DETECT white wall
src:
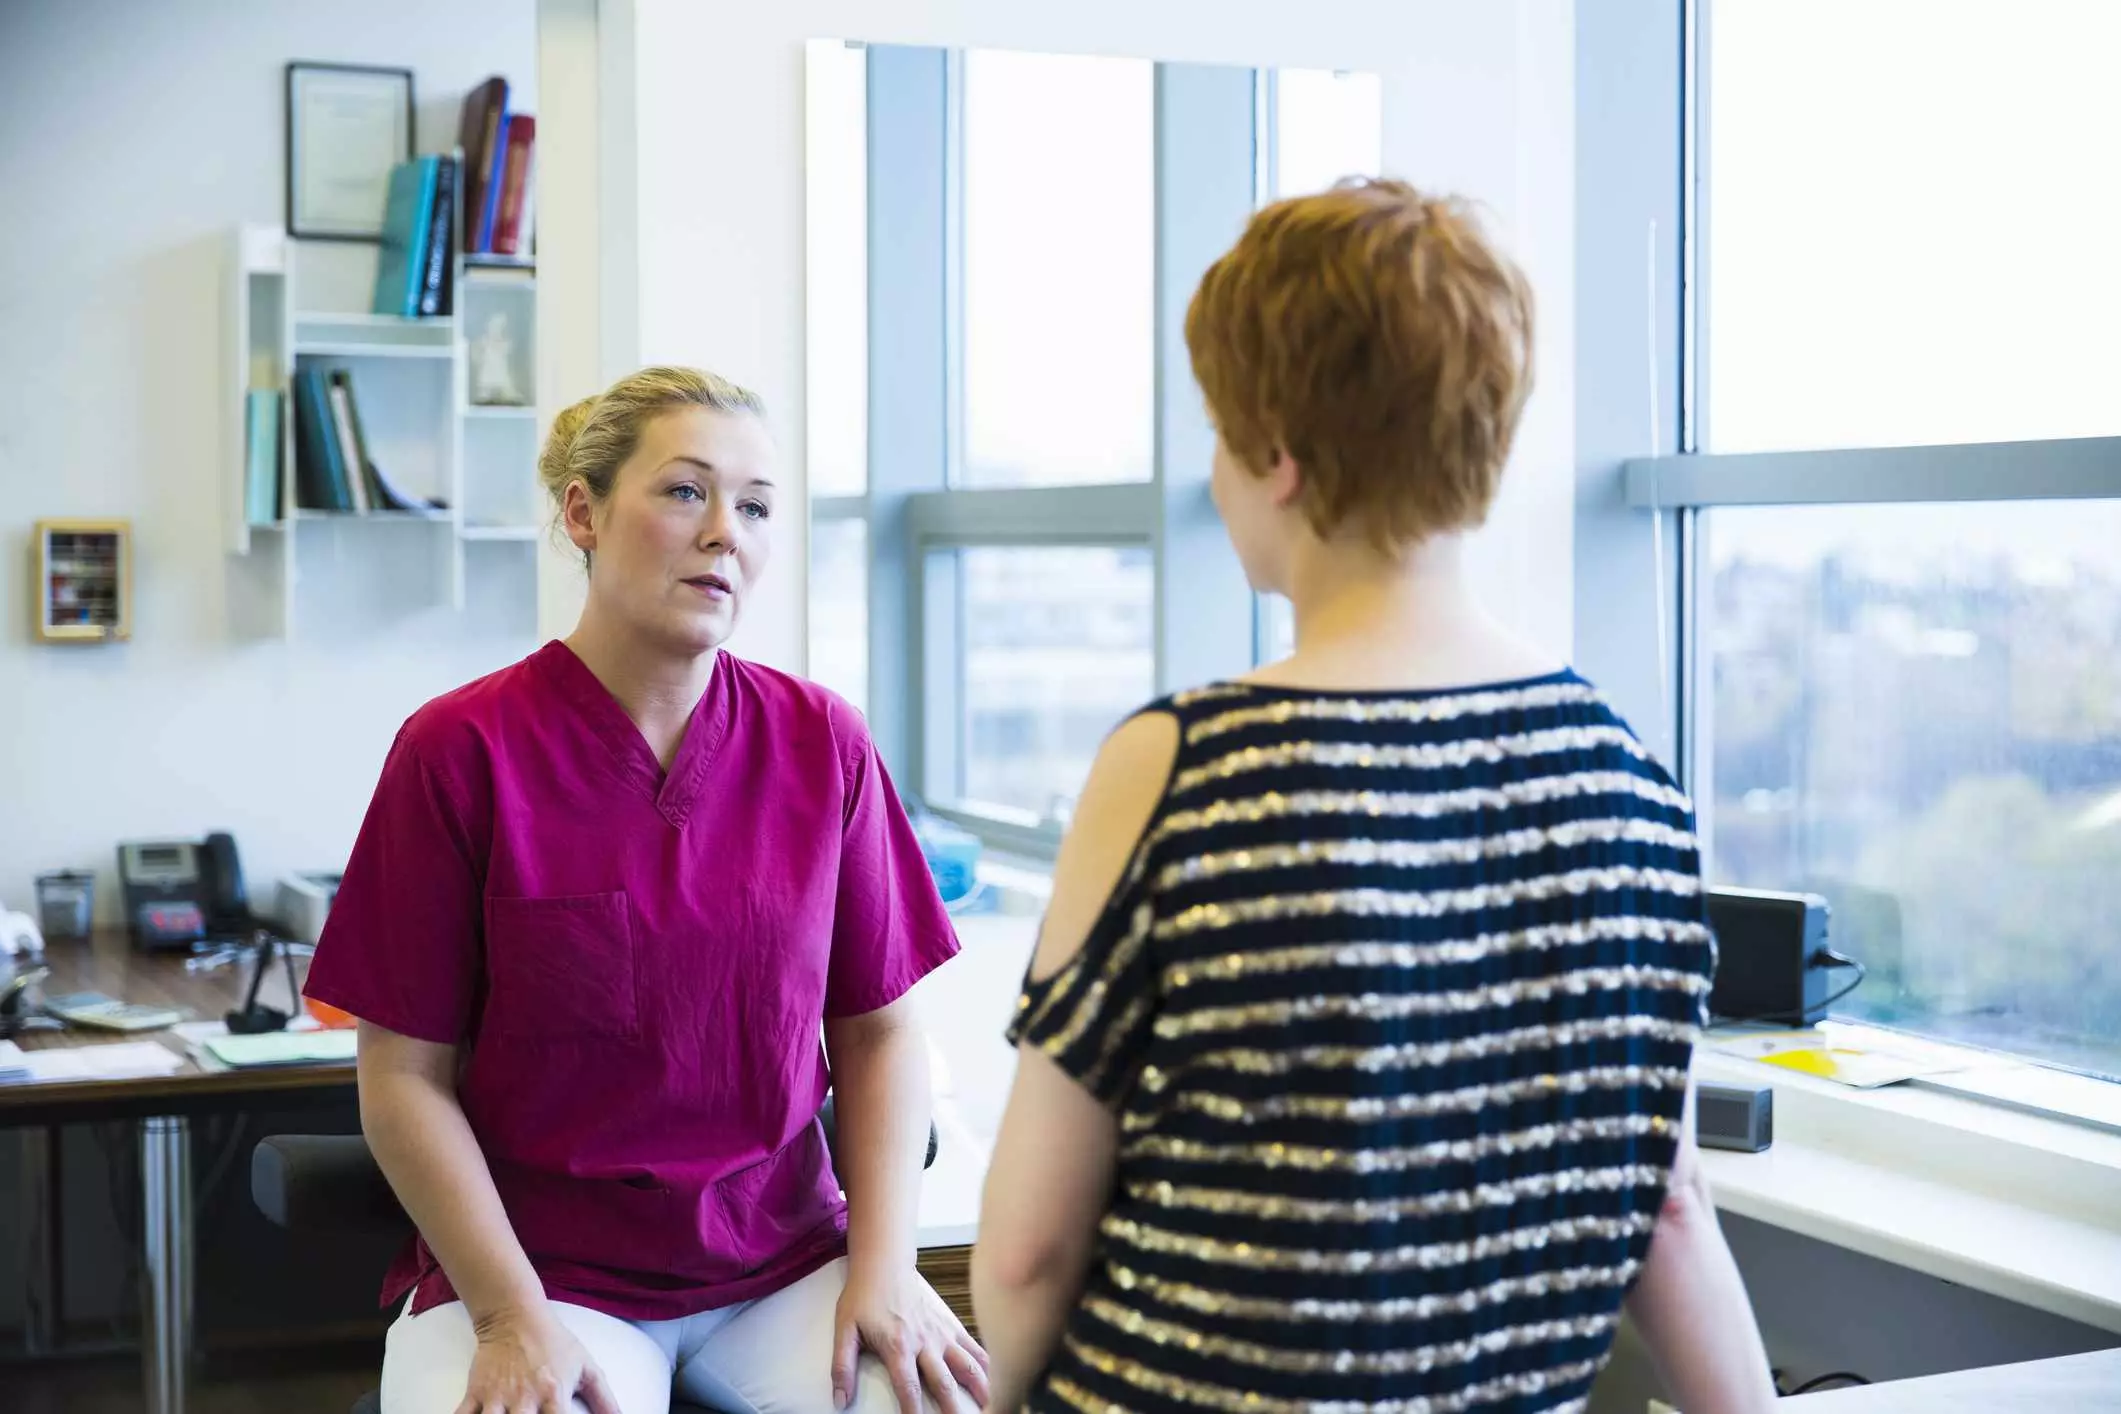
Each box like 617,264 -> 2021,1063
0,0 -> 539,920
601,0 -> 1577,673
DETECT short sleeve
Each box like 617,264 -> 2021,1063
1006,875 -> 1161,1109
823,716 -> 960,1019
304,730 -> 485,1044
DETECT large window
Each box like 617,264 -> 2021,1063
805,43 -> 1380,850
1694,0 -> 2121,1080
962,53 -> 1154,488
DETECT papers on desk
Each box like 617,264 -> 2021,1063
201,1029 -> 356,1069
1703,1023 -> 1976,1088
0,1038 -> 184,1085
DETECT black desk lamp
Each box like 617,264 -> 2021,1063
225,920 -> 301,1035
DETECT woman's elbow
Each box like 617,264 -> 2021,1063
973,1223 -> 1073,1296
1654,1164 -> 1721,1242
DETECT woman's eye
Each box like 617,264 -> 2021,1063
739,500 -> 771,521
670,484 -> 703,502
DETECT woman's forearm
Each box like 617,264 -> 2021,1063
1624,1172 -> 1779,1413
359,1054 -> 544,1325
972,1255 -> 1093,1411
825,1009 -> 933,1277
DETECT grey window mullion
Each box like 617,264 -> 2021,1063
1152,62 -> 1258,696
1626,438 -> 2121,508
905,483 -> 1158,546
865,43 -> 952,786
812,495 -> 867,522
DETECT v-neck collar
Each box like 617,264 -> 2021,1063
533,640 -> 730,829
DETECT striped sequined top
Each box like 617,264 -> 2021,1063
1008,670 -> 1714,1414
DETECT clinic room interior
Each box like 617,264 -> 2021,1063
2,1 -> 2118,1412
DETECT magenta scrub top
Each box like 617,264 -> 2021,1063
304,641 -> 959,1320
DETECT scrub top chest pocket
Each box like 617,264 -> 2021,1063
483,891 -> 639,1040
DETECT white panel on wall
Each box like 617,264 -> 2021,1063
0,0 -> 540,917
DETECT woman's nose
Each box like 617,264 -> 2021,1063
698,497 -> 735,550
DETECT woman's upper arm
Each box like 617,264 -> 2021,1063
823,701 -> 962,1019
356,1018 -> 458,1091
1028,710 -> 1180,985
305,729 -> 485,1045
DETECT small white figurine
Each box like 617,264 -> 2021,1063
470,311 -> 526,406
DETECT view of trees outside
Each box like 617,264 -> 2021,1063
1708,503 -> 2121,1079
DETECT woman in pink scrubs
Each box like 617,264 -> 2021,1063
306,367 -> 985,1414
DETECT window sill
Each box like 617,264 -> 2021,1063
1698,1047 -> 2121,1335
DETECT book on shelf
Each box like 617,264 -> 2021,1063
371,156 -> 440,318
417,153 -> 457,317
326,369 -> 447,515
325,376 -> 373,512
491,115 -> 535,256
291,367 -> 351,511
457,76 -> 511,255
244,388 -> 282,526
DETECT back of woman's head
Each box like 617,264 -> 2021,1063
537,365 -> 766,517
1185,178 -> 1534,551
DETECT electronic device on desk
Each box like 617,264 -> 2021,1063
1706,887 -> 1866,1026
44,991 -> 184,1032
1696,1081 -> 1774,1153
117,831 -> 250,950
275,871 -> 341,943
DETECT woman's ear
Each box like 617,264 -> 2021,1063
1265,448 -> 1304,510
561,481 -> 598,556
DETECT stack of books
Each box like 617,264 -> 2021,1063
457,76 -> 536,260
289,368 -> 440,515
370,155 -> 457,318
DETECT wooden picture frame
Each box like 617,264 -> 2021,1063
33,518 -> 132,643
285,61 -> 415,241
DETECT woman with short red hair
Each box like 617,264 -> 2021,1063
973,180 -> 1777,1414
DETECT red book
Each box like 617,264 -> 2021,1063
492,115 -> 536,256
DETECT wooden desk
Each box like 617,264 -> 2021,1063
4,929 -> 353,1414
4,928 -> 354,1123
1789,1348 -> 2121,1410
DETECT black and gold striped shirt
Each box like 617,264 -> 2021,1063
1008,671 -> 1714,1414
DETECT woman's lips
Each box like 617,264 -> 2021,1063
683,573 -> 733,600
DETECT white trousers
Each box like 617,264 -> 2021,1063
381,1257 -> 936,1414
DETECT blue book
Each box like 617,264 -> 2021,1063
475,89 -> 510,252
244,388 -> 282,524
292,368 -> 352,510
370,157 -> 440,317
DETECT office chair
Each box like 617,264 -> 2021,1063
251,1097 -> 937,1414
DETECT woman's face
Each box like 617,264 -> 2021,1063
567,407 -> 777,655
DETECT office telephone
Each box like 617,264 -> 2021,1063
116,832 -> 250,950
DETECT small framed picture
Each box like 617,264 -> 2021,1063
285,62 -> 415,241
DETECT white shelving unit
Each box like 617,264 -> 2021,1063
223,224 -> 541,638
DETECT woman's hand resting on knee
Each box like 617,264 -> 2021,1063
455,1303 -> 621,1414
833,1265 -> 990,1413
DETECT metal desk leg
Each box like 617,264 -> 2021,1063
140,1115 -> 193,1414
17,1125 -> 60,1355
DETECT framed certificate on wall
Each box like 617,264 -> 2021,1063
285,62 -> 415,241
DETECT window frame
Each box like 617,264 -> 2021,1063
1606,0 -> 2121,1091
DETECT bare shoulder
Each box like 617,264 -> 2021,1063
1028,710 -> 1181,984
